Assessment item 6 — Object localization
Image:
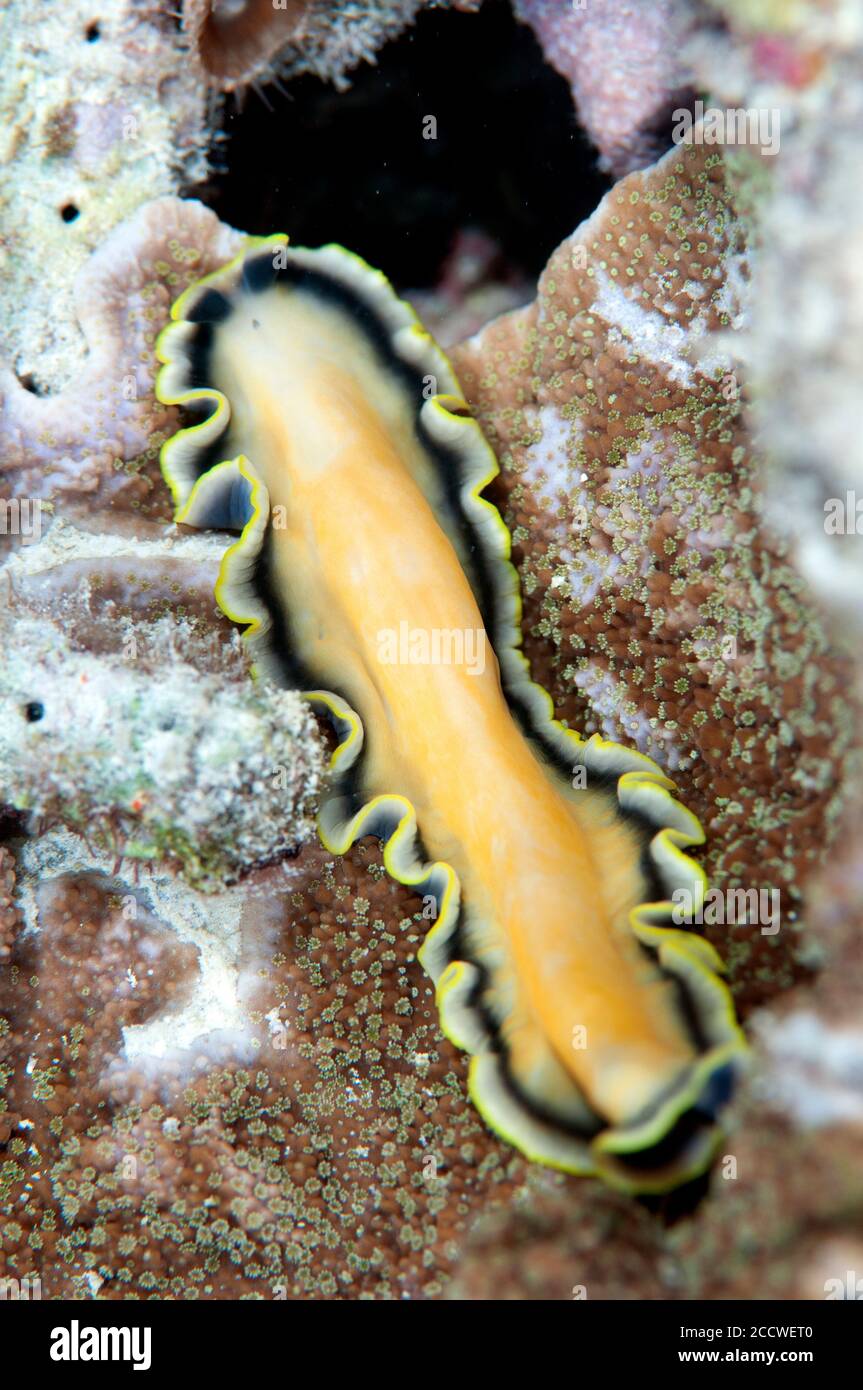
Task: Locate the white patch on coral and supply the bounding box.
[609,435,667,491]
[122,875,246,1060]
[13,826,302,1076]
[681,278,708,303]
[714,243,752,334]
[0,515,226,584]
[520,403,582,506]
[591,271,700,386]
[574,660,685,770]
[518,405,619,605]
[564,545,615,608]
[754,1010,863,1128]
[590,267,742,388]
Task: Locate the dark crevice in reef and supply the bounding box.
[198,0,613,291]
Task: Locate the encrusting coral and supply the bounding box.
[0,849,20,968]
[0,199,244,520]
[451,136,854,1009]
[184,0,312,89]
[0,833,540,1298]
[183,0,471,93]
[513,0,694,176]
[0,514,325,887]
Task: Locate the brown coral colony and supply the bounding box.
[185,0,311,89]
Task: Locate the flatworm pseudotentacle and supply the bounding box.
[156,236,746,1192]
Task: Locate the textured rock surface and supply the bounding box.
[0,0,209,394]
[0,611,323,889]
[0,200,244,522]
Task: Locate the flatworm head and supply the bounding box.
[156,236,746,1193]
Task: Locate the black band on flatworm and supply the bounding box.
[168,246,738,1180]
[186,288,234,325]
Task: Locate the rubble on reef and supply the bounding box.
[0,608,324,888]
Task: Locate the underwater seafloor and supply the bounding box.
[1,0,862,1306]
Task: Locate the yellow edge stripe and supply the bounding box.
[303,690,363,772]
[175,454,236,526]
[154,235,289,512]
[468,1078,723,1194]
[466,1051,731,1195]
[212,457,270,632]
[316,790,460,933]
[595,1038,745,1157]
[157,390,229,512]
[597,1128,726,1196]
[417,873,460,970]
[169,233,289,324]
[465,1059,596,1180]
[435,961,476,1051]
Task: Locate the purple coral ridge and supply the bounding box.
[514,0,690,175]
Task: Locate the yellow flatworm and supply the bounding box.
[156,236,746,1193]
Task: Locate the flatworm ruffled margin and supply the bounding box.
[155,235,746,1192]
